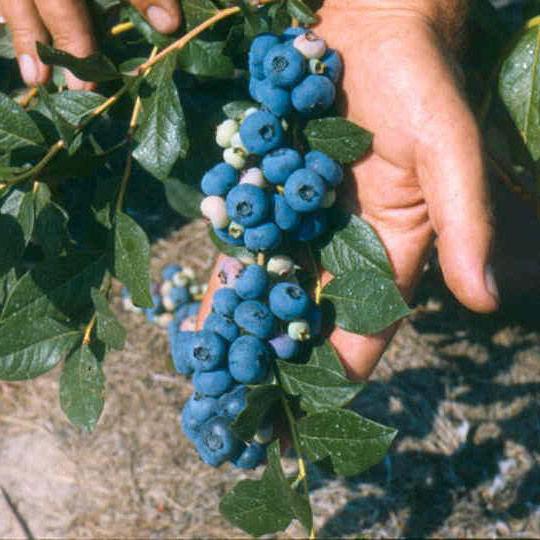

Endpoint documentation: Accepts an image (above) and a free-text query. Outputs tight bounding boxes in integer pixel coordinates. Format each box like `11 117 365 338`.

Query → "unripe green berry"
216 119 238 148
267 255 295 278
224 147 247 170
240 167 266 188
288 319 311 341
229 221 245 239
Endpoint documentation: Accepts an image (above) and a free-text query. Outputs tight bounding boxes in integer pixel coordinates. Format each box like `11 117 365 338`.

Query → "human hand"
198 0 500 380
0 0 181 89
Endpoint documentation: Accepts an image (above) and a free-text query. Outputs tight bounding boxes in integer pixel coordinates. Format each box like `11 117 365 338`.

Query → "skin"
0 0 499 380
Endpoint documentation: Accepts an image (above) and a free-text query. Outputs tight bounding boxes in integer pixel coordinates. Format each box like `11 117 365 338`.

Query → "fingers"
34 0 95 90
0 0 50 86
415 78 499 313
129 0 182 34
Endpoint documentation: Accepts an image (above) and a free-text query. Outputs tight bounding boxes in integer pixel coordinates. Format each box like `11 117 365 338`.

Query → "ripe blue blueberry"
228 335 271 384
291 211 328 242
262 148 303 185
171 331 195 376
167 285 190 308
244 222 283 252
256 79 293 117
195 416 242 467
235 264 269 300
161 263 182 281
263 44 306 88
249 33 281 79
284 168 326 213
212 287 241 317
201 162 239 196
269 333 300 360
282 26 307 42
218 385 248 419
233 442 267 469
307 304 323 336
291 74 336 115
269 282 310 321
204 312 240 343
181 403 202 442
305 150 343 186
249 77 263 102
234 300 276 339
187 393 218 423
193 369 234 397
239 111 285 155
188 330 227 372
321 49 343 83
273 194 301 231
213 226 244 247
226 184 270 228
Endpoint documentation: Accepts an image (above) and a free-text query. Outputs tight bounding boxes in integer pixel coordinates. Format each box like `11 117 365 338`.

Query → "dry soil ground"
0 218 539 539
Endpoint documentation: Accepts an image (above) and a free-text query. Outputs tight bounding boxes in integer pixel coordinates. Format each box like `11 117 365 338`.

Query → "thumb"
417 95 499 313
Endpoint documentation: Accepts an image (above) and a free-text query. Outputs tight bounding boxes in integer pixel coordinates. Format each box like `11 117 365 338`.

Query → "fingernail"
18 54 38 85
146 6 174 33
485 263 500 304
0 15 6 24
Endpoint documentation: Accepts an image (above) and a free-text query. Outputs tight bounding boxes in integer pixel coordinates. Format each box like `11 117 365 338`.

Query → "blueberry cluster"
199 27 343 252
121 263 204 335
176 254 321 468
248 28 342 117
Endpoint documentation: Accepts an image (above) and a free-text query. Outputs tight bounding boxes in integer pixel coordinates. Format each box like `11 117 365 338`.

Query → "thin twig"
1 486 36 540
111 21 135 35
17 87 38 108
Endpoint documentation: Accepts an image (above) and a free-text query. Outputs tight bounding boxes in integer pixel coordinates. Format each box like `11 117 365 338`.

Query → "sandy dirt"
0 218 539 539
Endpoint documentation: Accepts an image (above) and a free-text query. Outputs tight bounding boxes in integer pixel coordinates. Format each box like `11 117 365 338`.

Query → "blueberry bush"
0 0 538 537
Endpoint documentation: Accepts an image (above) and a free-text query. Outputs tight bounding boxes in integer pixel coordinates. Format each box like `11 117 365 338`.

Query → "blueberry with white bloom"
292 74 336 115
196 416 242 466
249 33 281 79
239 110 285 155
284 168 326 213
269 282 310 321
193 369 235 397
228 335 271 384
305 150 343 186
256 78 293 117
226 184 270 228
263 43 306 88
201 162 238 196
272 194 301 231
262 148 303 185
244 222 283 252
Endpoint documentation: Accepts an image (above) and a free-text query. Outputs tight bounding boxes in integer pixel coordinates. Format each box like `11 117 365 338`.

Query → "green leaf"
222 100 257 120
34 202 70 257
164 177 203 219
37 86 77 146
50 91 106 126
113 211 152 308
60 343 105 431
278 340 364 413
499 26 540 162
320 210 393 278
286 0 317 25
177 39 235 79
298 409 397 476
304 117 372 163
0 188 35 244
0 215 25 278
182 0 219 30
220 440 312 537
1 252 107 324
0 269 17 309
0 92 45 153
0 316 80 380
37 42 120 82
0 26 15 59
231 385 283 440
321 269 410 335
91 288 126 350
133 55 189 180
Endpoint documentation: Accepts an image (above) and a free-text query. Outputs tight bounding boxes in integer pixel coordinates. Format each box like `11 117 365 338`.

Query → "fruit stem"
17 87 38 108
82 314 97 345
307 246 322 305
257 252 266 266
111 21 135 36
280 395 316 539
